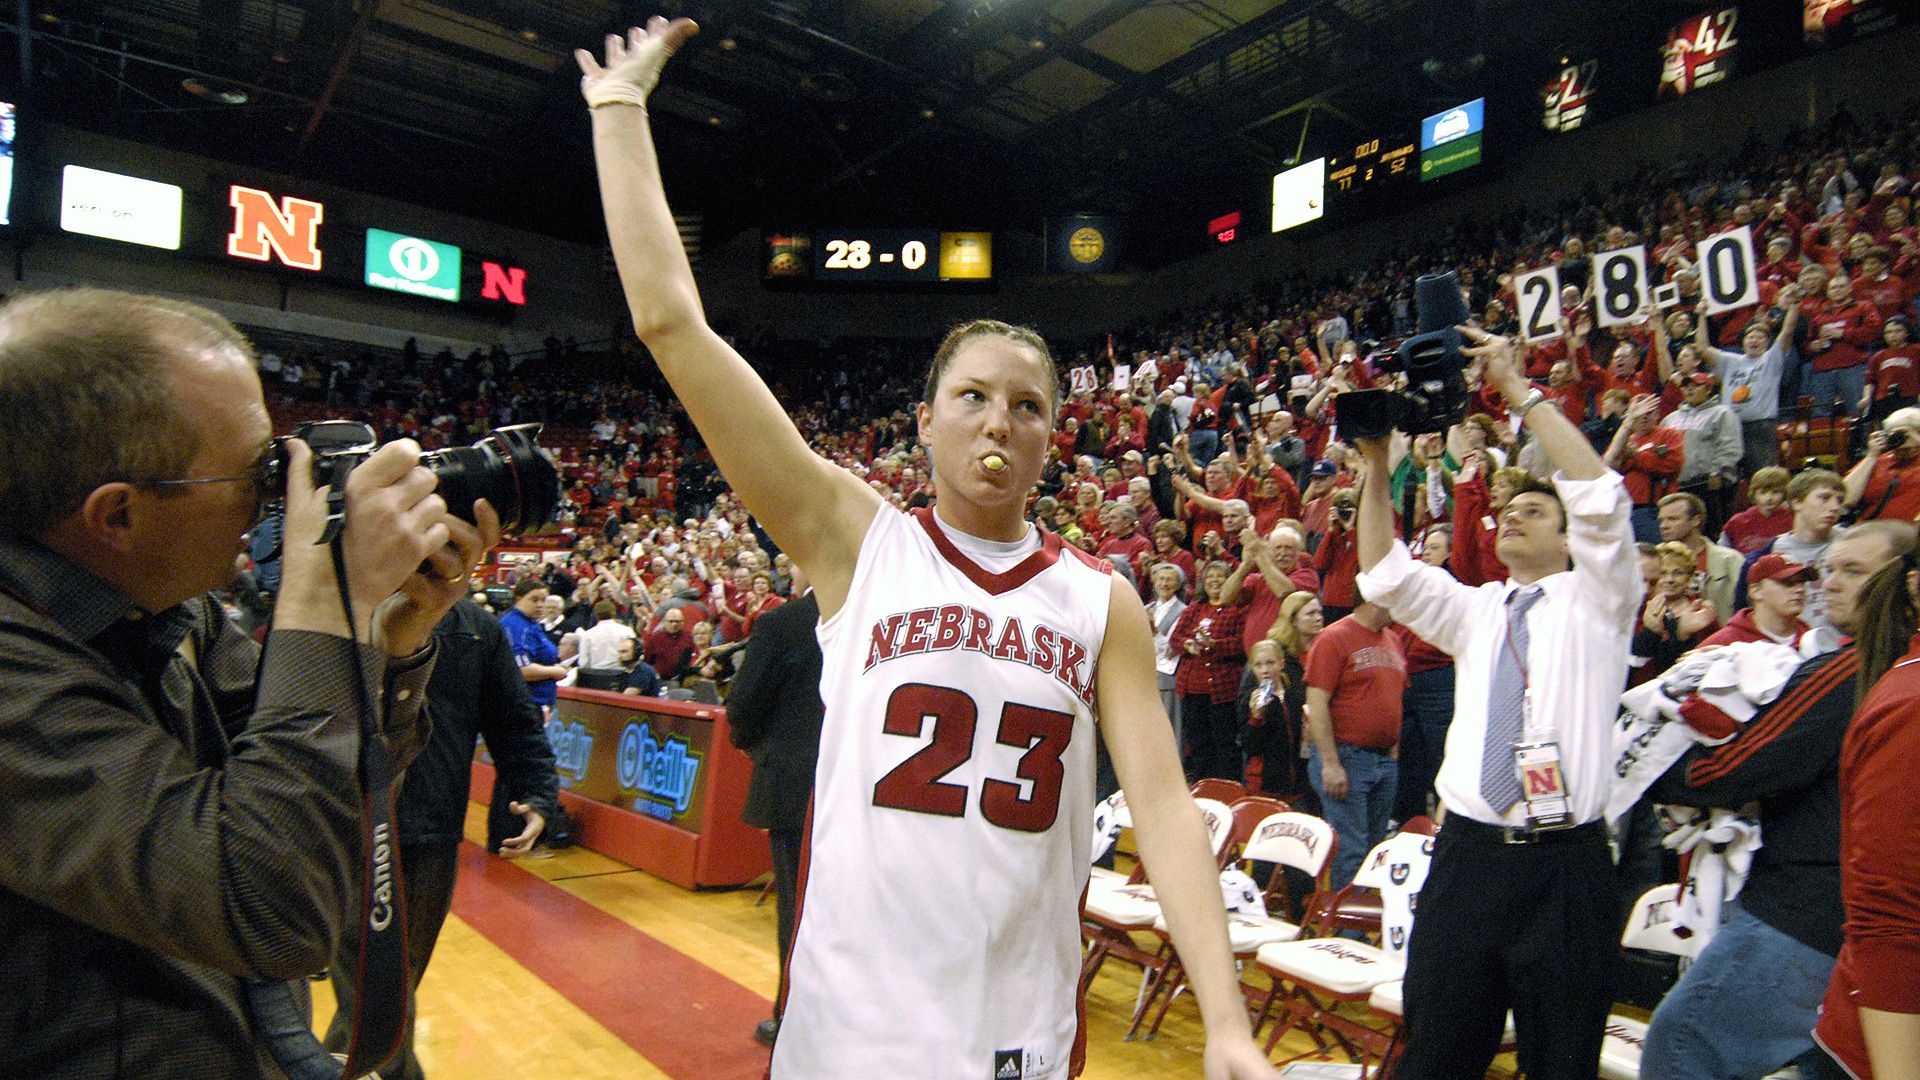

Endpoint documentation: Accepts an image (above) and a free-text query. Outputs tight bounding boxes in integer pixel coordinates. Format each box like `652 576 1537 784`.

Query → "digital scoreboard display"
762 228 992 284
1328 133 1417 198
1420 98 1484 181
1659 8 1739 96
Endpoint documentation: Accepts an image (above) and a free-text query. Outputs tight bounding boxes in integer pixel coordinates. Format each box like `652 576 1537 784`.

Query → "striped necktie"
1481 585 1544 813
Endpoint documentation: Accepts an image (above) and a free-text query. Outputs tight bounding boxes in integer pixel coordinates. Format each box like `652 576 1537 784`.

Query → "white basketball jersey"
773 506 1113 1080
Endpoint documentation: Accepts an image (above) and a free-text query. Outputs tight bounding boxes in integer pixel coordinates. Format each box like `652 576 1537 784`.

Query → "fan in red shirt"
1148 519 1196 596
1852 249 1911 321
1170 560 1250 781
1699 554 1814 648
1606 394 1687 542
1814 604 1920 1080
1221 522 1321 652
1448 451 1520 587
1095 501 1154 589
1051 416 1081 461
1864 316 1920 421
1846 408 1920 524
1718 466 1794 556
1540 358 1590 426
738 571 785 636
1757 234 1803 292
1172 450 1251 554
1245 465 1302 533
1523 289 1593 378
1311 491 1363 619
1597 340 1660 402
1804 274 1887 422
1302 602 1407 887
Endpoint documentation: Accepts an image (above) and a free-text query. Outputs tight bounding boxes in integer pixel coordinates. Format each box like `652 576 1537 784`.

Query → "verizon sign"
61 165 184 250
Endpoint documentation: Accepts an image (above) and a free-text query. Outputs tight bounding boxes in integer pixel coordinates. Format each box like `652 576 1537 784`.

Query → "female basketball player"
579 20 1278 1080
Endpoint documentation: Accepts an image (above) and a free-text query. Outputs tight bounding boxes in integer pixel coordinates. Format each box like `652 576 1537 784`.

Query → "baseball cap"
1748 553 1815 586
1310 460 1338 478
1685 372 1717 386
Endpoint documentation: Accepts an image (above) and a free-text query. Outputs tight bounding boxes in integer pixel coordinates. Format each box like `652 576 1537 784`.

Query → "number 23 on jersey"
871 683 1074 833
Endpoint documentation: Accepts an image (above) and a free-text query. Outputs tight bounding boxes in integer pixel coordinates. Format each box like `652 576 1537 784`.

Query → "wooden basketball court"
306 803 1384 1079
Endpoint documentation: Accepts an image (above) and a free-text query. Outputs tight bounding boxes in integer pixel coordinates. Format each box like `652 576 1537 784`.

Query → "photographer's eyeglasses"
138 446 277 512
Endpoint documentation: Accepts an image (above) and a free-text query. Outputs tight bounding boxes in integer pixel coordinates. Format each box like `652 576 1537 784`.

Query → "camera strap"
1861 474 1899 524
325 532 412 1078
248 534 410 1080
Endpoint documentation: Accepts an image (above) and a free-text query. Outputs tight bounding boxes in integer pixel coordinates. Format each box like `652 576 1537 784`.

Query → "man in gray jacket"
1660 372 1743 537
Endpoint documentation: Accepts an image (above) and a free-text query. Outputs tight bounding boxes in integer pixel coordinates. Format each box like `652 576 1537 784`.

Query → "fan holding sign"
1700 283 1804 474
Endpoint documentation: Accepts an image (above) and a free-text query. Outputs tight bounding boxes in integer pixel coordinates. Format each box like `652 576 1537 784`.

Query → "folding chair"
1120 796 1291 1039
1601 884 1691 1080
1190 777 1248 804
1250 834 1412 1064
1133 809 1333 1041
1080 797 1233 1004
1088 791 1132 891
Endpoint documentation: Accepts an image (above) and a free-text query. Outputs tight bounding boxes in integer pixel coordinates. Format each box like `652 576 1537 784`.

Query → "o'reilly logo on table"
365 227 461 301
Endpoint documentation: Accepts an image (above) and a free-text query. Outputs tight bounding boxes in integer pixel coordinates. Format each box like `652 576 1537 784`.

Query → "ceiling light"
519 28 539 42
182 78 249 105
920 107 936 120
719 37 738 50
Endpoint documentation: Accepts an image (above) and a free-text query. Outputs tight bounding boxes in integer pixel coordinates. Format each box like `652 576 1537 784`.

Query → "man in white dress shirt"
1351 326 1643 1080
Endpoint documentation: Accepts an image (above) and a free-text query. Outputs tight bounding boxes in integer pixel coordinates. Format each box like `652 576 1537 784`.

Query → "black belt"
1443 815 1608 846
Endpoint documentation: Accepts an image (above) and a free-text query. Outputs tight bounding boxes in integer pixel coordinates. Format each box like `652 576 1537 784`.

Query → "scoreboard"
1327 133 1417 198
763 227 992 285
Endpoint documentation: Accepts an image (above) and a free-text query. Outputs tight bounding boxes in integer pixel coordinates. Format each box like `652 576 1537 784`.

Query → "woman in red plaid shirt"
1171 560 1249 782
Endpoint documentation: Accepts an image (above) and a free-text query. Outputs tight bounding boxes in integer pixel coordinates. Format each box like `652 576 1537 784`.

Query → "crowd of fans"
229 99 1920 1074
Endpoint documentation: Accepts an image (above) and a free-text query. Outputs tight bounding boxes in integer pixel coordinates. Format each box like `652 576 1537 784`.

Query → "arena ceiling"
0 1 1744 255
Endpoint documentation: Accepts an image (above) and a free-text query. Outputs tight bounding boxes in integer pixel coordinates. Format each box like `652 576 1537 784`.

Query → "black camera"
266 420 562 534
1887 429 1912 451
1333 272 1473 439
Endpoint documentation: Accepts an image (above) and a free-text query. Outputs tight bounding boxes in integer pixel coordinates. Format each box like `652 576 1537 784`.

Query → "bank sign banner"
364 227 461 301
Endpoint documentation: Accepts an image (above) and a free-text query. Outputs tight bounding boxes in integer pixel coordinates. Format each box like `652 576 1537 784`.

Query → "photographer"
1311 490 1362 621
0 289 497 1076
1844 407 1920 523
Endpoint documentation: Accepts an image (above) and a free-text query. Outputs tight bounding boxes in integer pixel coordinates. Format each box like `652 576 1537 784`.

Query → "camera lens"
422 424 561 534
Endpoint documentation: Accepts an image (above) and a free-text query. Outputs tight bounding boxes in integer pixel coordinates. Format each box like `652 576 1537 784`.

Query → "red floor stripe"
450 842 772 1079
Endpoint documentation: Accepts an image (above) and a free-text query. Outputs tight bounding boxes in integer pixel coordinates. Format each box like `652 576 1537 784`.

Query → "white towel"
1661 808 1763 947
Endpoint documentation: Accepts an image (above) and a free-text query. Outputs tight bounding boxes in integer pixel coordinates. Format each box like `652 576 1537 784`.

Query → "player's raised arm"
1093 574 1282 1080
577 19 878 613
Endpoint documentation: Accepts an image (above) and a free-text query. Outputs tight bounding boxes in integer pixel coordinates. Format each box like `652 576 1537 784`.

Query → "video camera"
1333 271 1473 439
266 420 562 535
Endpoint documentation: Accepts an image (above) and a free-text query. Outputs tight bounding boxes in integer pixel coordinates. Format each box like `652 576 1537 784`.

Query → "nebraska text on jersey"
864 605 1097 706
